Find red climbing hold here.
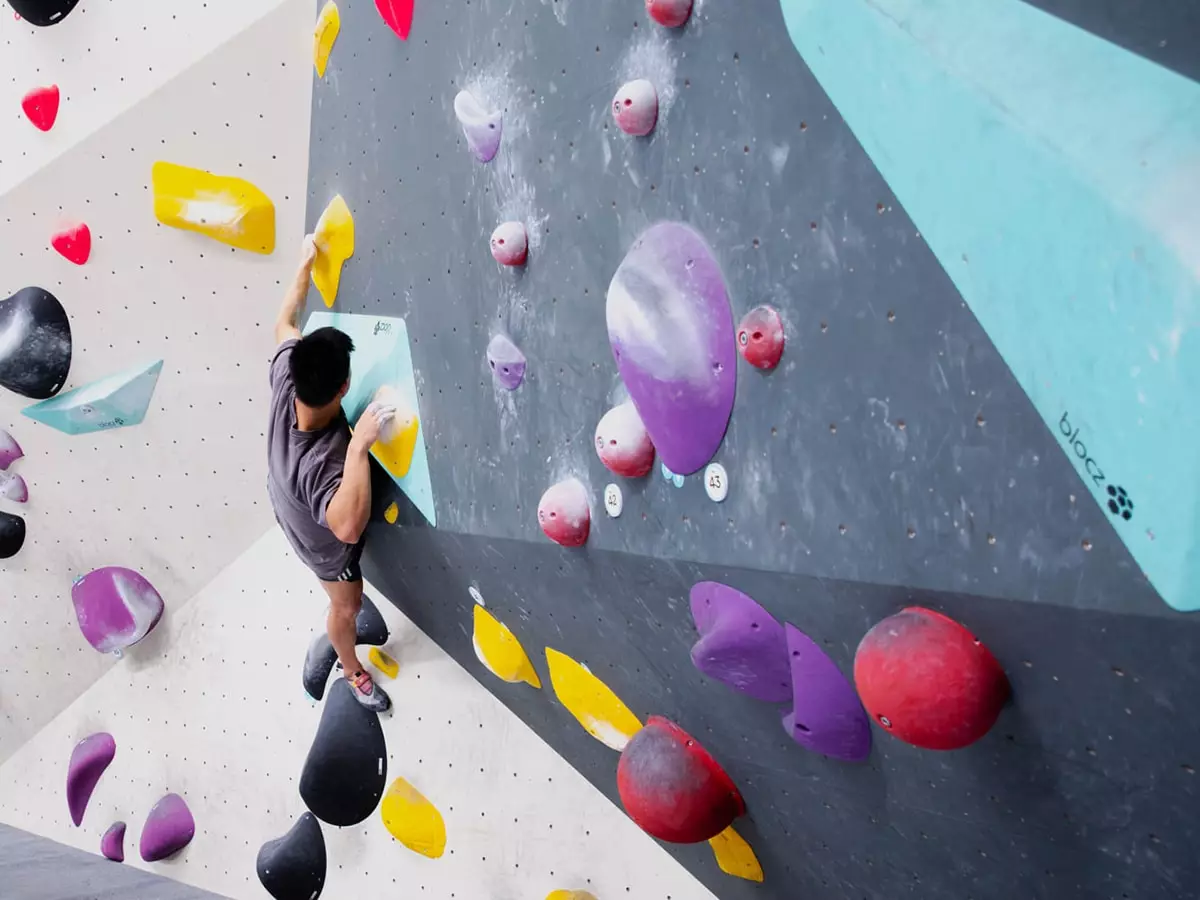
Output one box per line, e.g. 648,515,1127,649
51,222,91,266
736,305,785,370
617,717,744,843
594,403,655,478
646,0,693,28
537,478,590,547
612,80,658,137
854,607,1010,751
375,0,413,40
490,221,527,267
22,84,60,132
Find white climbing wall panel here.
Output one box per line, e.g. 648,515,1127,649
0,0,313,761
0,528,720,900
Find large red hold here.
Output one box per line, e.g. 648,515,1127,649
646,0,692,28
594,403,655,478
854,607,1010,751
617,717,744,843
375,0,413,40
22,84,60,132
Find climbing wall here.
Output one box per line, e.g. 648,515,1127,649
305,1,1200,898
0,0,313,762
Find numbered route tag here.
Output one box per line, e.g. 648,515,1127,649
604,483,624,517
704,463,729,502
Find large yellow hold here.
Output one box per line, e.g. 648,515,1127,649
151,161,276,254
545,648,642,751
709,825,764,882
313,1,340,78
313,194,354,307
370,385,419,478
380,778,446,859
472,605,541,688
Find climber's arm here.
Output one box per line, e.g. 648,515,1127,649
275,235,317,345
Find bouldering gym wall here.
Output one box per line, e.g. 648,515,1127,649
0,1,1197,899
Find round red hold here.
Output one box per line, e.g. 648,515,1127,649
646,0,693,28
594,403,655,478
537,478,591,547
22,84,60,132
854,607,1010,751
51,222,91,266
489,221,528,267
736,305,785,370
612,80,658,137
617,716,745,843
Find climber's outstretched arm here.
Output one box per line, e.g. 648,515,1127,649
275,234,317,345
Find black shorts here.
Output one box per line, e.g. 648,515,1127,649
333,543,364,582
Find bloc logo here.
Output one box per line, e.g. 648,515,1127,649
1059,412,1133,521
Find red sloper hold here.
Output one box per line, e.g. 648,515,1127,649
646,0,693,28
617,717,745,843
854,607,1010,751
737,305,785,370
51,222,91,265
22,85,60,132
375,0,413,40
537,478,591,547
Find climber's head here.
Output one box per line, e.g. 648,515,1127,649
290,327,354,410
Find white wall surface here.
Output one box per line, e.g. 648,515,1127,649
0,527,719,900
0,0,314,761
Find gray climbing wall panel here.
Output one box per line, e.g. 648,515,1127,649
306,1,1200,897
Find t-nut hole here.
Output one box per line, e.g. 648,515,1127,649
878,714,892,728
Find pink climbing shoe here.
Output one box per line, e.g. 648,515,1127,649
348,670,391,713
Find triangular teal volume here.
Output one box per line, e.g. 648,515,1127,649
303,313,437,526
780,0,1200,610
23,360,164,435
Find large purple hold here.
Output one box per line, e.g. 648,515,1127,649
689,582,791,703
140,793,195,862
0,428,22,469
101,821,126,862
67,733,116,826
606,223,736,475
486,334,526,390
71,567,164,654
783,624,872,762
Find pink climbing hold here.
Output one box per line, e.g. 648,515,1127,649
490,221,528,267
594,403,655,478
612,80,658,137
101,822,126,862
736,305,785,371
0,428,23,470
71,567,165,654
67,733,116,827
646,0,692,28
538,478,591,547
375,0,413,40
51,222,91,266
140,793,195,862
22,84,60,132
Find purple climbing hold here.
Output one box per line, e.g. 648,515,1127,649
0,428,22,469
689,582,791,703
454,90,502,163
0,471,28,503
140,793,195,862
71,567,164,654
487,334,526,391
783,624,872,762
67,733,116,827
606,223,736,475
101,821,126,862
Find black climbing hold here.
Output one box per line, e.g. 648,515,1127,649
256,812,326,900
302,595,390,700
7,0,80,27
299,677,388,826
0,287,72,399
0,512,25,559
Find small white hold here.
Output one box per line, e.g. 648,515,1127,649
704,463,728,503
604,483,624,518
468,586,485,606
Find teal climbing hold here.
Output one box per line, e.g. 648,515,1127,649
23,360,163,435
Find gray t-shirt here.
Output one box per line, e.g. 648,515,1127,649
266,339,357,580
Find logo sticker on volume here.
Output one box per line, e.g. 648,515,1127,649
1059,412,1133,521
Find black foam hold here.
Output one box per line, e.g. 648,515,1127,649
0,287,72,399
6,0,79,27
302,594,390,701
299,677,388,826
0,512,25,559
256,812,326,900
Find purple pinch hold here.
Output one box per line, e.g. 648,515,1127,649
101,821,126,862
0,428,23,469
66,733,116,827
689,581,791,703
783,623,872,762
140,793,195,862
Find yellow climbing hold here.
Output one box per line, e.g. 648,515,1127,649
312,193,355,307
546,893,598,900
472,605,541,689
151,161,276,254
380,778,446,859
384,501,399,524
313,1,340,78
545,648,642,751
709,825,764,883
370,647,399,679
370,385,419,478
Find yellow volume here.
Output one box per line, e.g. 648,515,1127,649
151,161,276,254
